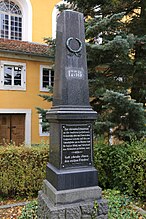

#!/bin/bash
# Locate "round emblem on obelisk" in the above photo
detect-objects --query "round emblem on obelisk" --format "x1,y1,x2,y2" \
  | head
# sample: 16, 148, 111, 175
66, 37, 82, 56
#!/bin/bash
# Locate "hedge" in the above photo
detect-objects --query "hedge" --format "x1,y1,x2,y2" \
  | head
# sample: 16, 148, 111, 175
94, 140, 146, 199
0, 140, 146, 199
0, 146, 49, 198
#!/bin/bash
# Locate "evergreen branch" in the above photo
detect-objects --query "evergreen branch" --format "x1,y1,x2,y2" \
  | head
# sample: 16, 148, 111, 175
38, 94, 53, 102
86, 12, 125, 38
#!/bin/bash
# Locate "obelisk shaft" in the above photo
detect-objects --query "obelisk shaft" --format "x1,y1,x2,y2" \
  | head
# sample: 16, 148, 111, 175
53, 10, 90, 107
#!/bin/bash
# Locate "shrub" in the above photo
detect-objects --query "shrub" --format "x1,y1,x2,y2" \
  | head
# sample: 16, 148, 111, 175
103, 189, 146, 219
94, 140, 146, 199
0, 145, 49, 198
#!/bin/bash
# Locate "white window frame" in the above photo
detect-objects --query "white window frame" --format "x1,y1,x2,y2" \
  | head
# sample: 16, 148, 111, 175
40, 65, 54, 92
0, 60, 26, 90
16, 0, 32, 41
39, 113, 49, 137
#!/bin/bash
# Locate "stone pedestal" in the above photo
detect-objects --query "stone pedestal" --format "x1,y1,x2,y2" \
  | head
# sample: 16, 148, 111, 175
38, 180, 108, 219
46, 107, 98, 191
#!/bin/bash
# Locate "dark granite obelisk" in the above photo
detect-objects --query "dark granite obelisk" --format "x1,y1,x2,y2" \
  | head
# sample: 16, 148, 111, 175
38, 10, 108, 219
46, 10, 97, 190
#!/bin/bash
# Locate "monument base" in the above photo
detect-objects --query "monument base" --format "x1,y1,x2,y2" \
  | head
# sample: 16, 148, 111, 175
38, 180, 108, 219
46, 163, 98, 190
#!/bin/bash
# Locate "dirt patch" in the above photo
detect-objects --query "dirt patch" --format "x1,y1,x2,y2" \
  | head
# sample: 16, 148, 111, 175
0, 206, 23, 219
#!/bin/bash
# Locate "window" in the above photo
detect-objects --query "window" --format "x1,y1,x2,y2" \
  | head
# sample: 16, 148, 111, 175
0, 0, 32, 41
39, 113, 49, 136
40, 65, 54, 92
0, 0, 22, 40
0, 61, 26, 90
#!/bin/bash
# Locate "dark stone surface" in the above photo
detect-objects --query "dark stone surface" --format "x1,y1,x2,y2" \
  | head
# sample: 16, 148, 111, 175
53, 10, 90, 107
46, 10, 98, 192
47, 106, 97, 171
38, 10, 108, 218
48, 121, 95, 169
46, 163, 98, 190
38, 188, 108, 219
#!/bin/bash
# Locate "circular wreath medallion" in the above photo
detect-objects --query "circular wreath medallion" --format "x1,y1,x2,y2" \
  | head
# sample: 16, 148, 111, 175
66, 37, 82, 55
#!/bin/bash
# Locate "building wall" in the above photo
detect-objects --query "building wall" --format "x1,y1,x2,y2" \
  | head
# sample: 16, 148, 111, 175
0, 0, 63, 144
31, 0, 60, 43
0, 56, 53, 144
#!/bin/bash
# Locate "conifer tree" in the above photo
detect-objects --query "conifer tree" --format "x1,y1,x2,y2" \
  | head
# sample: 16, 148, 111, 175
38, 1, 146, 141
59, 0, 146, 140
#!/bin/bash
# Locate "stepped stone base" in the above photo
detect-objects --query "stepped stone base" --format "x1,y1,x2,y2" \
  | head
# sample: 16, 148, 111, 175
38, 180, 108, 219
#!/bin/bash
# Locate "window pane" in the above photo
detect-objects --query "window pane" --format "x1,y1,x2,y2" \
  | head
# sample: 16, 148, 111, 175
42, 68, 54, 88
5, 1, 9, 10
18, 33, 21, 40
4, 65, 22, 86
10, 15, 22, 40
43, 68, 49, 88
51, 70, 54, 86
14, 66, 22, 86
5, 14, 8, 19
0, 2, 8, 12
0, 13, 9, 38
5, 19, 8, 25
5, 25, 8, 29
5, 30, 8, 36
4, 66, 12, 85
0, 14, 3, 36
10, 2, 22, 15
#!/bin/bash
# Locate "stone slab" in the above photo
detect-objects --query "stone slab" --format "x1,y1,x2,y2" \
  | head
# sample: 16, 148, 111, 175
47, 107, 97, 121
46, 163, 98, 190
38, 189, 108, 219
43, 179, 102, 206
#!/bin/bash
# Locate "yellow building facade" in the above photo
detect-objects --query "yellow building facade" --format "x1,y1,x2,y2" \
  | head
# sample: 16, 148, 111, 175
0, 0, 61, 145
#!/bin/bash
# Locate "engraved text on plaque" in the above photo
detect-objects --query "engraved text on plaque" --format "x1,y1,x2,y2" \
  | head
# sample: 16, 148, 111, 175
61, 124, 92, 168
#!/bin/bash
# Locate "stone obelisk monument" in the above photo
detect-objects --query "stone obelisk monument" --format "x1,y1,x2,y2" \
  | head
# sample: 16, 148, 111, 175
38, 10, 108, 219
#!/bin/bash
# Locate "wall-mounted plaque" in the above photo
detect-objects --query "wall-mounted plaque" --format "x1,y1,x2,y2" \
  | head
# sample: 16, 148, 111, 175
61, 124, 93, 168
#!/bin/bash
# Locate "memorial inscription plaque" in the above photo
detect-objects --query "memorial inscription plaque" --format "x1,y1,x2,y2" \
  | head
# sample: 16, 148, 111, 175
61, 124, 92, 168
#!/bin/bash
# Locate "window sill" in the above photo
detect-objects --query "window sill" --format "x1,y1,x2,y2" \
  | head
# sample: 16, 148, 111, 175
0, 86, 26, 91
40, 132, 50, 137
